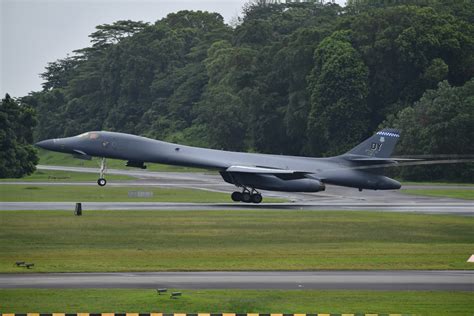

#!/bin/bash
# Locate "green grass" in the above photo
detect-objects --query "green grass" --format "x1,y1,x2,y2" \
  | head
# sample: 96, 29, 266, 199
401, 181, 474, 186
0, 169, 134, 182
402, 189, 474, 200
0, 185, 261, 202
0, 289, 473, 315
0, 211, 472, 272
38, 149, 206, 172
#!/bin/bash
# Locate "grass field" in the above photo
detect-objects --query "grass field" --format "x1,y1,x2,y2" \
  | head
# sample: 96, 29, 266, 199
1, 289, 473, 315
402, 189, 474, 200
38, 149, 205, 172
0, 185, 257, 203
0, 210, 472, 272
0, 169, 134, 182
401, 181, 474, 186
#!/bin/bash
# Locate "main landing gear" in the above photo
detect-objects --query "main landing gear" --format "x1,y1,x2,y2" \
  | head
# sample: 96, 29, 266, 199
231, 188, 263, 204
97, 157, 107, 186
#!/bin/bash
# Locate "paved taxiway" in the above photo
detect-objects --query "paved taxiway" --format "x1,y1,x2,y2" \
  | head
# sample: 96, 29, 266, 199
0, 271, 472, 291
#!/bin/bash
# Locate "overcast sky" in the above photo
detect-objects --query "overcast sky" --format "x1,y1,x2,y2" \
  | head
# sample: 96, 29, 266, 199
1, 0, 344, 98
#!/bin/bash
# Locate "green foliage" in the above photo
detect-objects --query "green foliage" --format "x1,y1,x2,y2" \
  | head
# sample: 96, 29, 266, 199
347, 4, 474, 123
0, 94, 38, 178
307, 31, 369, 155
21, 1, 474, 181
196, 86, 247, 150
384, 79, 474, 181
194, 40, 259, 150
88, 20, 149, 49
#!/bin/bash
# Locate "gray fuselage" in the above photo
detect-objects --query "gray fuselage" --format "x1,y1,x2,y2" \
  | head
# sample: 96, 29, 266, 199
36, 131, 401, 191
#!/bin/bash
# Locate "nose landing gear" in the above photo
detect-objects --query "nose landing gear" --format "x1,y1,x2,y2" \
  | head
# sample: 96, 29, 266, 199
97, 157, 107, 186
231, 188, 263, 204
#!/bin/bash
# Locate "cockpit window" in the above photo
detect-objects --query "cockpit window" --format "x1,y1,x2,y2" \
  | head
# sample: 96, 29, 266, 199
76, 132, 100, 139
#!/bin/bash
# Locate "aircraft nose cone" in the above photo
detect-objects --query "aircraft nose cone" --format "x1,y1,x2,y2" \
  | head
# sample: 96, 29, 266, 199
35, 139, 55, 150
386, 178, 402, 190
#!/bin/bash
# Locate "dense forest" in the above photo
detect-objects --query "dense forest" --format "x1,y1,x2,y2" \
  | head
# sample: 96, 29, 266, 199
0, 94, 38, 177
19, 0, 474, 181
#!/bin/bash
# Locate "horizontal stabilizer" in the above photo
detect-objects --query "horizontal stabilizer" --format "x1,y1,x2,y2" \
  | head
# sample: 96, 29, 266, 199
345, 155, 422, 164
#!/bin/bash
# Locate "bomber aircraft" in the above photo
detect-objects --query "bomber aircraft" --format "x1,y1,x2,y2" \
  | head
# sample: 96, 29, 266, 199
36, 128, 405, 203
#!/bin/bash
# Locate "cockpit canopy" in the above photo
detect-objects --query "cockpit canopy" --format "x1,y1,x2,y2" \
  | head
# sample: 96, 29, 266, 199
76, 132, 100, 140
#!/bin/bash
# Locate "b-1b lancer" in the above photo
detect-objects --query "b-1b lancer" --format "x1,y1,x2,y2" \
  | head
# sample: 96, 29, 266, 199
36, 129, 404, 203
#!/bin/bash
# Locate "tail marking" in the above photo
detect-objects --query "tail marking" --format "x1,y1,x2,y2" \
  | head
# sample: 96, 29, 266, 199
377, 131, 400, 138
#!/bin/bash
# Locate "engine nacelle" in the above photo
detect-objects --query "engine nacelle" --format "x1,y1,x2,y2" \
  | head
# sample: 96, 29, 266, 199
220, 172, 325, 192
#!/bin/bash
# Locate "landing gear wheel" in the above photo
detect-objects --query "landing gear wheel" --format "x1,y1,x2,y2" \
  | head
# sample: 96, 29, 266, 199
97, 157, 107, 187
231, 191, 242, 202
241, 192, 252, 203
251, 193, 262, 204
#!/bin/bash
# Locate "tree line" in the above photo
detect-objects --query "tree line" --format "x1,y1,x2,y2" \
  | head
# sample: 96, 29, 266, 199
14, 0, 474, 181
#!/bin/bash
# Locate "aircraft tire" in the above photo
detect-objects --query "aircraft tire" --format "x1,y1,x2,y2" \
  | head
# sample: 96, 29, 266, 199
242, 192, 252, 203
231, 191, 242, 202
251, 193, 262, 204
97, 178, 107, 186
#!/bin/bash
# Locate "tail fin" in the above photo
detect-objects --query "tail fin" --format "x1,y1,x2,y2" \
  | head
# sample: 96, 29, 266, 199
345, 128, 400, 158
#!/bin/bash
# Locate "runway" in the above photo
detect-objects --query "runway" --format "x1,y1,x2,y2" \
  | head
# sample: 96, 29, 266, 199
1, 201, 473, 215
0, 165, 472, 215
0, 271, 472, 291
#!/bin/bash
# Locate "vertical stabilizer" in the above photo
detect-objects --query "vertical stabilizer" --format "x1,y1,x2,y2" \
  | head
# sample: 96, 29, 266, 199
345, 128, 400, 158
